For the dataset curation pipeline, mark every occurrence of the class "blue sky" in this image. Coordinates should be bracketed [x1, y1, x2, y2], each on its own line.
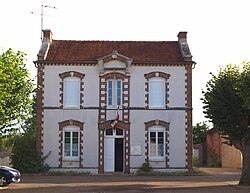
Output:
[1, 0, 250, 125]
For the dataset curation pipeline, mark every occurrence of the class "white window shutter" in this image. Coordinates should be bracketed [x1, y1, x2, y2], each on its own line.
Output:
[64, 78, 80, 108]
[149, 79, 165, 108]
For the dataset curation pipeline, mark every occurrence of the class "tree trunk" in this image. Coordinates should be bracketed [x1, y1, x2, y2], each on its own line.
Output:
[239, 140, 250, 186]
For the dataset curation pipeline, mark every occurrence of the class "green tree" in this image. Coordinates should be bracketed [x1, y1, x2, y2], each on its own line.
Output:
[193, 122, 210, 144]
[202, 62, 250, 186]
[11, 94, 49, 173]
[0, 48, 34, 134]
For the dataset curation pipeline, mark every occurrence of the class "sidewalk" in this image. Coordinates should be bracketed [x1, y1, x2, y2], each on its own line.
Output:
[198, 167, 242, 175]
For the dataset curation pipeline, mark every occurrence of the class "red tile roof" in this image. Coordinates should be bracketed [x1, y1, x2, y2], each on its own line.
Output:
[45, 40, 185, 62]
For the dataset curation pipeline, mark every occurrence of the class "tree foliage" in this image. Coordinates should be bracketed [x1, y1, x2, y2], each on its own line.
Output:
[11, 94, 49, 173]
[0, 48, 34, 134]
[202, 62, 250, 185]
[193, 122, 210, 144]
[202, 63, 250, 144]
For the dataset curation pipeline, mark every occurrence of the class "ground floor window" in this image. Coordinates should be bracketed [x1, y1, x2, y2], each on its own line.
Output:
[148, 127, 165, 161]
[63, 126, 80, 159]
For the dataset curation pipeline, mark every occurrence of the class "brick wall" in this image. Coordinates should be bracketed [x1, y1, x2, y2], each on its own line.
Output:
[207, 129, 242, 168]
[207, 129, 222, 161]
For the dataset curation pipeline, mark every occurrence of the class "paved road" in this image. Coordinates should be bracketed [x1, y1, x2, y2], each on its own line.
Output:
[1, 168, 249, 193]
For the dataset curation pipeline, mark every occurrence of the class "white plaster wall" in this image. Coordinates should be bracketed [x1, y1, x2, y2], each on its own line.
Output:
[43, 109, 99, 168]
[43, 66, 61, 107]
[129, 66, 186, 108]
[42, 64, 188, 171]
[129, 110, 186, 169]
[129, 110, 170, 168]
[43, 65, 100, 107]
[81, 110, 99, 167]
[168, 67, 186, 107]
[43, 111, 61, 167]
[168, 110, 186, 167]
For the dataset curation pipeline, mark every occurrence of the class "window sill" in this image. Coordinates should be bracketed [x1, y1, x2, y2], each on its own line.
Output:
[62, 158, 80, 161]
[148, 107, 166, 110]
[149, 159, 165, 162]
[63, 107, 80, 110]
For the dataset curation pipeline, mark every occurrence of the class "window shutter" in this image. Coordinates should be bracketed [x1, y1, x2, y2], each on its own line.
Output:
[149, 79, 165, 108]
[64, 78, 80, 108]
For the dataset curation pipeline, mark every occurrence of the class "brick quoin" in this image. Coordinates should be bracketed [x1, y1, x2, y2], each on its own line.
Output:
[36, 63, 44, 158]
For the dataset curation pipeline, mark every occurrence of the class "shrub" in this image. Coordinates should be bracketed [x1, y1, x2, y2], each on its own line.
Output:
[193, 157, 200, 167]
[11, 129, 49, 173]
[208, 157, 222, 167]
[137, 163, 152, 174]
[207, 149, 221, 167]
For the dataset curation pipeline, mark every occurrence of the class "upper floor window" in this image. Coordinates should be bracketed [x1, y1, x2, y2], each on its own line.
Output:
[149, 78, 165, 108]
[144, 71, 170, 109]
[63, 126, 80, 159]
[107, 79, 122, 108]
[148, 127, 165, 161]
[64, 77, 80, 108]
[59, 71, 85, 109]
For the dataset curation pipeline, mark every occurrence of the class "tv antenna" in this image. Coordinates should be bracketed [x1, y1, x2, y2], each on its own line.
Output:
[31, 5, 57, 41]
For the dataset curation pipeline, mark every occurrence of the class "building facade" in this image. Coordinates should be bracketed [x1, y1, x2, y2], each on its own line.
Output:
[35, 30, 195, 174]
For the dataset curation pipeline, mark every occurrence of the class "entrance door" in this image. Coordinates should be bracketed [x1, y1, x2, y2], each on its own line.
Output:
[104, 137, 114, 172]
[104, 128, 124, 172]
[115, 138, 123, 172]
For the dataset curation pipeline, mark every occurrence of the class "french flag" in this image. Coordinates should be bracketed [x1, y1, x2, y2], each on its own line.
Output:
[111, 108, 120, 128]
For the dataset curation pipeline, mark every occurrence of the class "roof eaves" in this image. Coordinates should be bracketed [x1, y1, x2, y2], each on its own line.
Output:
[133, 61, 195, 65]
[33, 60, 98, 65]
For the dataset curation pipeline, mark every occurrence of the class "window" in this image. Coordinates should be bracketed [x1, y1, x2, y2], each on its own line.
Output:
[149, 78, 165, 108]
[64, 77, 80, 108]
[105, 128, 113, 136]
[107, 79, 122, 108]
[149, 127, 165, 160]
[63, 127, 79, 159]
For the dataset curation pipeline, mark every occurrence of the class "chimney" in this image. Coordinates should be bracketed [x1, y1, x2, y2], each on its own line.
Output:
[42, 29, 53, 43]
[37, 29, 53, 60]
[177, 31, 192, 61]
[177, 32, 187, 41]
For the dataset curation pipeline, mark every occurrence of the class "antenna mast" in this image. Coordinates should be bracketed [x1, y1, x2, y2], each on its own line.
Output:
[40, 5, 56, 41]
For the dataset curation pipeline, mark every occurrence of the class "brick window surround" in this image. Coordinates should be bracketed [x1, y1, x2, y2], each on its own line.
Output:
[144, 120, 170, 167]
[144, 71, 170, 109]
[99, 72, 130, 122]
[58, 119, 84, 168]
[59, 71, 85, 109]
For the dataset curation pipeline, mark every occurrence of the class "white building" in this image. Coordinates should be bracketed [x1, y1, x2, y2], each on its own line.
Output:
[35, 30, 194, 174]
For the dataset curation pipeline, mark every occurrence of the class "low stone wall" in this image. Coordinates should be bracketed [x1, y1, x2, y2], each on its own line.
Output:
[0, 150, 12, 167]
[222, 142, 242, 169]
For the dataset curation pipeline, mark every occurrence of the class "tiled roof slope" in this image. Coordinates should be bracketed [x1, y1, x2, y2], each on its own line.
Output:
[45, 40, 184, 62]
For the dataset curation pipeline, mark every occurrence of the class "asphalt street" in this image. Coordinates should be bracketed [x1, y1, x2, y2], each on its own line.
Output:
[1, 168, 249, 193]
